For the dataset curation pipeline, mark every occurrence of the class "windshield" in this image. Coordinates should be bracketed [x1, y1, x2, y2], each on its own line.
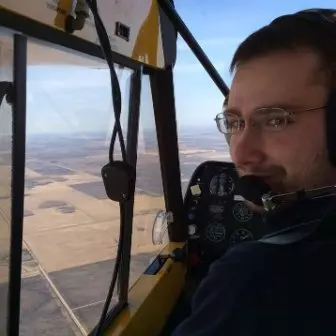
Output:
[21, 36, 168, 335]
[21, 40, 131, 334]
[13, 1, 336, 334]
[129, 74, 167, 289]
[174, 0, 335, 194]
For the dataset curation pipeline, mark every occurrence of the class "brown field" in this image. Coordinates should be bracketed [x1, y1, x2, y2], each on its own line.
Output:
[0, 130, 229, 335]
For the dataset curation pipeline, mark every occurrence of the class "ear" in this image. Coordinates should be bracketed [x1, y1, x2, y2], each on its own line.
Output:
[223, 93, 230, 145]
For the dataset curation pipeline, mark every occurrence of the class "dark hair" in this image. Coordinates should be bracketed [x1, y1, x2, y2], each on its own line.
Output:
[229, 15, 336, 88]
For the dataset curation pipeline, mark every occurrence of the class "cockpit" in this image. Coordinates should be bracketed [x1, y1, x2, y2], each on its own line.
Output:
[1, 1, 335, 335]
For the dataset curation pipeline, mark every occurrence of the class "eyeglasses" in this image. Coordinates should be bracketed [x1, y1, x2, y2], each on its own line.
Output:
[214, 105, 327, 135]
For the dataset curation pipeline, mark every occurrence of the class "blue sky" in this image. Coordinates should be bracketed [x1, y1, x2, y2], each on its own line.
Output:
[173, 0, 335, 128]
[25, 0, 335, 134]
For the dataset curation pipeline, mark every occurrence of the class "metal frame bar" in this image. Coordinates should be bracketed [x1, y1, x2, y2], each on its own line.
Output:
[149, 67, 186, 242]
[89, 69, 142, 336]
[158, 0, 229, 96]
[118, 69, 142, 302]
[8, 33, 27, 336]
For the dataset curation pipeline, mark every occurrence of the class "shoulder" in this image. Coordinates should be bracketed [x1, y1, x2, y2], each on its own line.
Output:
[207, 241, 292, 284]
[188, 242, 283, 321]
[210, 241, 278, 270]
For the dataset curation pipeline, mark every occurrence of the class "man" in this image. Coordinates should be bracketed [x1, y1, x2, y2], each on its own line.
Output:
[172, 8, 336, 336]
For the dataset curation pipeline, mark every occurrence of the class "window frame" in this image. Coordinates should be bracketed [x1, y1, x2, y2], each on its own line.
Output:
[0, 10, 146, 334]
[6, 32, 26, 336]
[0, 6, 185, 335]
[149, 67, 186, 242]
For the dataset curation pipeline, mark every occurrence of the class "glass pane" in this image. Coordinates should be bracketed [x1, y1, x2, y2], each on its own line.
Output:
[22, 39, 132, 335]
[0, 31, 13, 335]
[128, 75, 166, 290]
[174, 1, 334, 195]
[174, 32, 231, 195]
[175, 0, 335, 85]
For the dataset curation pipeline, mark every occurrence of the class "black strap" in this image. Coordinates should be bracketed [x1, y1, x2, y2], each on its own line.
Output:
[260, 197, 336, 245]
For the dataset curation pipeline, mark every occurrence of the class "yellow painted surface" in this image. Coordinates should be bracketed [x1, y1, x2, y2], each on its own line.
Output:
[105, 242, 186, 336]
[132, 0, 159, 67]
[54, 0, 72, 29]
[0, 1, 168, 68]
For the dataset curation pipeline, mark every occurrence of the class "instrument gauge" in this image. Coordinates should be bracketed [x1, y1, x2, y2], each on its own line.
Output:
[229, 228, 254, 246]
[206, 222, 226, 243]
[233, 202, 253, 223]
[209, 172, 235, 196]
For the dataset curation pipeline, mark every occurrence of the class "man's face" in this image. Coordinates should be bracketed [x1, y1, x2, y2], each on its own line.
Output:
[228, 49, 336, 194]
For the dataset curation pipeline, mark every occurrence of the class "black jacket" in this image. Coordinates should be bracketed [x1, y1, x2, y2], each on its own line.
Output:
[172, 198, 336, 335]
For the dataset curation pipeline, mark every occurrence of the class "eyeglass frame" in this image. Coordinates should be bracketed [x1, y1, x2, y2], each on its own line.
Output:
[214, 105, 327, 135]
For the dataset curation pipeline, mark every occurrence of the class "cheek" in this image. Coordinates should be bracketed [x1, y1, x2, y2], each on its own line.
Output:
[268, 119, 326, 187]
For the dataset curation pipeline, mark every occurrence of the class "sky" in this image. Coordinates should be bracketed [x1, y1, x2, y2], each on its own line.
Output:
[173, 0, 335, 128]
[15, 0, 336, 134]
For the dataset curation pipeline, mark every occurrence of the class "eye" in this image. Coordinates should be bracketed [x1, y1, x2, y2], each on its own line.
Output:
[224, 117, 243, 133]
[225, 119, 238, 130]
[265, 116, 287, 128]
[257, 108, 288, 130]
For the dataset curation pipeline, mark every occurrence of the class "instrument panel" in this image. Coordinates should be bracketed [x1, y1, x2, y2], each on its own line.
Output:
[184, 161, 265, 262]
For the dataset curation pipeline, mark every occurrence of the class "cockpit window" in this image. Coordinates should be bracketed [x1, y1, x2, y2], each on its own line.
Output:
[22, 39, 132, 334]
[129, 74, 167, 290]
[174, 0, 335, 195]
[174, 32, 232, 195]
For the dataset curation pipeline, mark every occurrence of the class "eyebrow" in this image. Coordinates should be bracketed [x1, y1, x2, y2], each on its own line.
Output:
[223, 103, 303, 115]
[223, 107, 240, 115]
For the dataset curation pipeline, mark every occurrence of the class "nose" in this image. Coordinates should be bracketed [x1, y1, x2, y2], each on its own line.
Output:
[230, 127, 266, 172]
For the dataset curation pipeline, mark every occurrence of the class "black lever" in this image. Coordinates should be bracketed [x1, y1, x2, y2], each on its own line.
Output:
[0, 81, 13, 106]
